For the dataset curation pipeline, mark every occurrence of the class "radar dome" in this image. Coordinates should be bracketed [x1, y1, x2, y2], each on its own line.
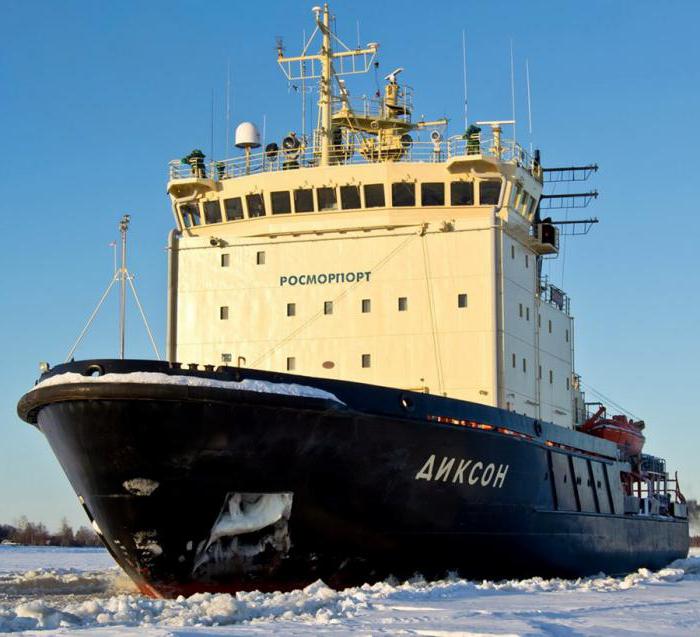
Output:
[235, 122, 261, 149]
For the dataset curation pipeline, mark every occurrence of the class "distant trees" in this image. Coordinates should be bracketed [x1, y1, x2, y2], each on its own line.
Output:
[0, 517, 101, 547]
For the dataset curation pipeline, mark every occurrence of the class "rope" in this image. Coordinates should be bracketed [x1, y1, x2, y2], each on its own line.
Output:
[420, 228, 445, 394]
[581, 381, 641, 421]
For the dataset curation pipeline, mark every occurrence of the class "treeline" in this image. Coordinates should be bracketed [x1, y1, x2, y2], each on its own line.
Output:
[0, 517, 101, 547]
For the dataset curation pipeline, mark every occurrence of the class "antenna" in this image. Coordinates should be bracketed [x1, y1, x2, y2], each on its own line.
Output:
[462, 29, 468, 130]
[510, 39, 516, 141]
[526, 58, 533, 139]
[65, 216, 161, 362]
[225, 59, 231, 155]
[210, 88, 215, 160]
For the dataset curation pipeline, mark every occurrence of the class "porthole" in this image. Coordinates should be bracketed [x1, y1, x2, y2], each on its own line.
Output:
[83, 364, 104, 377]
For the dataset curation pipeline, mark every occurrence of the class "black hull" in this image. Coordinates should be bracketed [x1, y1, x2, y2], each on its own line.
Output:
[18, 360, 688, 597]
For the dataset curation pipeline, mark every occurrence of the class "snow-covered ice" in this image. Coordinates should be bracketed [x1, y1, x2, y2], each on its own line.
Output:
[30, 371, 344, 404]
[1, 546, 699, 635]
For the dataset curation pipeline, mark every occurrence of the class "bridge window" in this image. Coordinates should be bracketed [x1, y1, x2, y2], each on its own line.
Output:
[180, 203, 201, 227]
[204, 200, 222, 224]
[221, 353, 232, 363]
[479, 180, 501, 205]
[294, 188, 314, 213]
[317, 187, 337, 211]
[364, 184, 385, 208]
[271, 191, 292, 214]
[246, 193, 266, 217]
[450, 181, 474, 206]
[224, 197, 244, 221]
[392, 182, 415, 207]
[340, 185, 361, 210]
[421, 182, 445, 206]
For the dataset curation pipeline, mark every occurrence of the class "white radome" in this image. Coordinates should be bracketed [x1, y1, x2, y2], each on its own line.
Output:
[234, 122, 261, 149]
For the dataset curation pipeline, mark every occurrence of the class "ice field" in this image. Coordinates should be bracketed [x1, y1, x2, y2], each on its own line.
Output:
[1, 545, 699, 635]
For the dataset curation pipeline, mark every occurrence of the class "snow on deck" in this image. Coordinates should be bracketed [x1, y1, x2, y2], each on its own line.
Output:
[31, 372, 344, 404]
[0, 546, 699, 635]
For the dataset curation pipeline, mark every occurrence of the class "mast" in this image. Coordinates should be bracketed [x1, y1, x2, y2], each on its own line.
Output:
[318, 4, 332, 166]
[277, 3, 378, 167]
[118, 214, 130, 359]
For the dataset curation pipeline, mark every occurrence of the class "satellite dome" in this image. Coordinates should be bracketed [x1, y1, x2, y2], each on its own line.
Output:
[235, 122, 261, 149]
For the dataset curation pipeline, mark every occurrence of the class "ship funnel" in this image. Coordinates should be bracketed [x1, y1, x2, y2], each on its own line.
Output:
[235, 122, 261, 149]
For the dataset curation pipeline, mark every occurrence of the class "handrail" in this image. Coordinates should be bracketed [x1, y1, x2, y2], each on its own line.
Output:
[168, 135, 540, 182]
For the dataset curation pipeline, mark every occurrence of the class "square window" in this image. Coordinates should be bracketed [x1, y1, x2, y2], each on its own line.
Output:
[361, 353, 371, 368]
[340, 185, 361, 210]
[538, 314, 541, 327]
[256, 251, 265, 265]
[324, 301, 333, 315]
[457, 293, 468, 308]
[246, 193, 266, 217]
[519, 303, 523, 318]
[479, 180, 501, 205]
[566, 329, 570, 342]
[549, 370, 554, 384]
[398, 297, 408, 311]
[421, 182, 445, 206]
[548, 319, 552, 334]
[361, 299, 371, 313]
[287, 303, 296, 317]
[566, 377, 570, 390]
[522, 358, 527, 373]
[220, 306, 229, 320]
[538, 365, 542, 379]
[271, 191, 292, 214]
[392, 182, 415, 207]
[204, 200, 222, 224]
[511, 245, 515, 259]
[221, 254, 230, 267]
[224, 197, 244, 220]
[526, 307, 530, 321]
[512, 353, 516, 368]
[525, 254, 529, 268]
[450, 181, 474, 206]
[317, 187, 337, 211]
[364, 184, 385, 208]
[221, 353, 232, 363]
[286, 357, 296, 371]
[294, 188, 314, 213]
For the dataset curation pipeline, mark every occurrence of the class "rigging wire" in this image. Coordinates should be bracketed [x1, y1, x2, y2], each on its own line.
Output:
[581, 382, 641, 421]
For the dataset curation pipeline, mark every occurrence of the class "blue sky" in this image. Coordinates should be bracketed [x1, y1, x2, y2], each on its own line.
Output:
[1, 1, 699, 530]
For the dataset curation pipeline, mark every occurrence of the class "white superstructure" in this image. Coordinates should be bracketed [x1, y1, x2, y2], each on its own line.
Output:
[166, 4, 590, 428]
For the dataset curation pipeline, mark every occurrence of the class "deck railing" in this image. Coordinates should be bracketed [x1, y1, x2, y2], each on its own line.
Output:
[168, 135, 539, 182]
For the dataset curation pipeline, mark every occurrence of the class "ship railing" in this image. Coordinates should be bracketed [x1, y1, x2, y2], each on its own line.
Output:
[168, 136, 538, 182]
[539, 279, 570, 315]
[332, 89, 414, 122]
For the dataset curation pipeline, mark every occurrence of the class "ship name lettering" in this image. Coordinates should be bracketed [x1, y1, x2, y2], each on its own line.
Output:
[280, 271, 372, 287]
[415, 454, 509, 489]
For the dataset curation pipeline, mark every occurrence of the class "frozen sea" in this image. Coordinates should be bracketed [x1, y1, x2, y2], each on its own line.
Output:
[0, 545, 699, 635]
